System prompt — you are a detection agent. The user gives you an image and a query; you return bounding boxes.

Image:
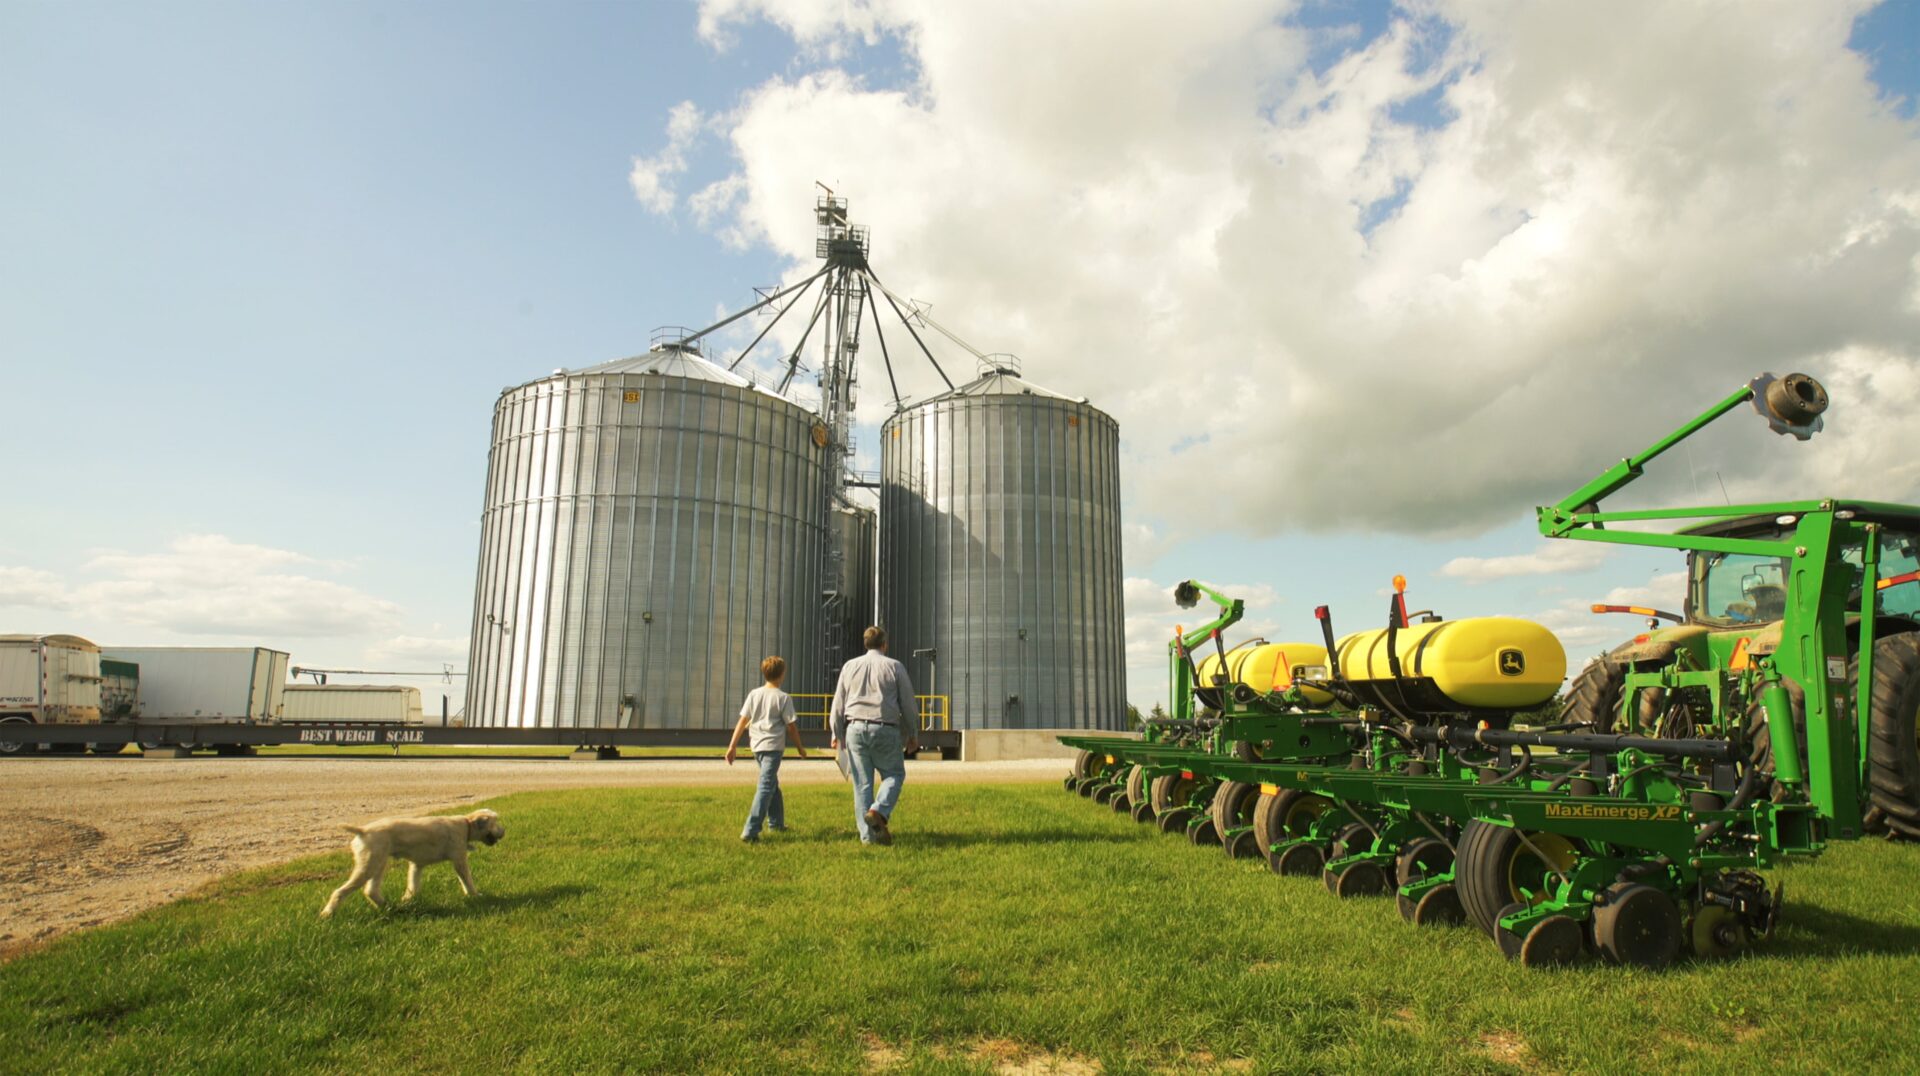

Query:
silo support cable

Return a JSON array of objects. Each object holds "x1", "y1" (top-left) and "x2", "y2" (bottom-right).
[
  {"x1": 728, "y1": 273, "x2": 822, "y2": 373},
  {"x1": 861, "y1": 279, "x2": 904, "y2": 409},
  {"x1": 865, "y1": 270, "x2": 955, "y2": 390},
  {"x1": 678, "y1": 265, "x2": 832, "y2": 349},
  {"x1": 778, "y1": 278, "x2": 836, "y2": 394},
  {"x1": 866, "y1": 274, "x2": 991, "y2": 363}
]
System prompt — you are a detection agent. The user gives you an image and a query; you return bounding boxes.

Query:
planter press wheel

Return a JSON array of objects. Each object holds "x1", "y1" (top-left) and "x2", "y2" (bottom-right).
[
  {"x1": 1130, "y1": 800, "x2": 1156, "y2": 824},
  {"x1": 1493, "y1": 901, "x2": 1588, "y2": 967},
  {"x1": 1109, "y1": 793, "x2": 1132, "y2": 814},
  {"x1": 1270, "y1": 843, "x2": 1325, "y2": 878},
  {"x1": 1592, "y1": 882, "x2": 1682, "y2": 968},
  {"x1": 1149, "y1": 773, "x2": 1198, "y2": 815},
  {"x1": 1252, "y1": 788, "x2": 1335, "y2": 857}
]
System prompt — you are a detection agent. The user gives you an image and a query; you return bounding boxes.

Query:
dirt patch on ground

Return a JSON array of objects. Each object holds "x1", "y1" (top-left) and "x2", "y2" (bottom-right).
[{"x1": 0, "y1": 755, "x2": 1063, "y2": 959}]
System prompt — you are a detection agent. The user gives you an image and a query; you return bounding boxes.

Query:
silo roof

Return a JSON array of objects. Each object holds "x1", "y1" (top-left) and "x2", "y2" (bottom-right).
[
  {"x1": 572, "y1": 346, "x2": 756, "y2": 388},
  {"x1": 936, "y1": 367, "x2": 1087, "y2": 403}
]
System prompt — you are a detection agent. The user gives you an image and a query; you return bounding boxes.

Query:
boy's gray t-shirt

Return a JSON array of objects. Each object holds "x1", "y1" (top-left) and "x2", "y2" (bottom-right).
[{"x1": 740, "y1": 685, "x2": 796, "y2": 754}]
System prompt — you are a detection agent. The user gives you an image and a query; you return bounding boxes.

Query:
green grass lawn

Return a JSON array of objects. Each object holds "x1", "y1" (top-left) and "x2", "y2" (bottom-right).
[{"x1": 4, "y1": 782, "x2": 1918, "y2": 1073}]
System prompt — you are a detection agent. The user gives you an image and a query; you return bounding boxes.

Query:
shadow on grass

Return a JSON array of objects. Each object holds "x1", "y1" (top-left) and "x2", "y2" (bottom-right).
[
  {"x1": 371, "y1": 883, "x2": 589, "y2": 921},
  {"x1": 722, "y1": 827, "x2": 1143, "y2": 849},
  {"x1": 1762, "y1": 900, "x2": 1920, "y2": 959}
]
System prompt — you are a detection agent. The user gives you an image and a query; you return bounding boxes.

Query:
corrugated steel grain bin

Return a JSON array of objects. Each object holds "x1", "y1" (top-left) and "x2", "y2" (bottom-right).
[
  {"x1": 879, "y1": 365, "x2": 1126, "y2": 731},
  {"x1": 465, "y1": 345, "x2": 830, "y2": 729}
]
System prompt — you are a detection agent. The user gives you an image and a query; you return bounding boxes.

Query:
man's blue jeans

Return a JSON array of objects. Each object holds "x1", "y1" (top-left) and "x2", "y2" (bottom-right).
[
  {"x1": 846, "y1": 721, "x2": 905, "y2": 842},
  {"x1": 742, "y1": 751, "x2": 784, "y2": 839}
]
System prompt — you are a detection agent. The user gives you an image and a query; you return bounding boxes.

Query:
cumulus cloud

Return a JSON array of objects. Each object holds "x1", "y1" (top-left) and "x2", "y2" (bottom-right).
[
  {"x1": 629, "y1": 100, "x2": 707, "y2": 214},
  {"x1": 1530, "y1": 570, "x2": 1689, "y2": 656},
  {"x1": 0, "y1": 535, "x2": 404, "y2": 639},
  {"x1": 645, "y1": 0, "x2": 1920, "y2": 541},
  {"x1": 1441, "y1": 541, "x2": 1609, "y2": 583}
]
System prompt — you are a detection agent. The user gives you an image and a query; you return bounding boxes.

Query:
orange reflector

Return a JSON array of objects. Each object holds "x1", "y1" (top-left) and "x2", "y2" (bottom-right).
[
  {"x1": 1628, "y1": 606, "x2": 1658, "y2": 617},
  {"x1": 1260, "y1": 783, "x2": 1280, "y2": 795},
  {"x1": 1634, "y1": 634, "x2": 1651, "y2": 644},
  {"x1": 1105, "y1": 755, "x2": 1116, "y2": 765},
  {"x1": 1477, "y1": 720, "x2": 1490, "y2": 731},
  {"x1": 1590, "y1": 603, "x2": 1609, "y2": 613},
  {"x1": 1729, "y1": 637, "x2": 1752, "y2": 671},
  {"x1": 1181, "y1": 770, "x2": 1194, "y2": 780}
]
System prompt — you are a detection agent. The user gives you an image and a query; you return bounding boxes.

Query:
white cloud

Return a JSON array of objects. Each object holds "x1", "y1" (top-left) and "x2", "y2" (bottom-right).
[
  {"x1": 0, "y1": 535, "x2": 404, "y2": 640},
  {"x1": 628, "y1": 100, "x2": 707, "y2": 214},
  {"x1": 1529, "y1": 569, "x2": 1689, "y2": 655},
  {"x1": 643, "y1": 0, "x2": 1920, "y2": 539},
  {"x1": 1440, "y1": 541, "x2": 1609, "y2": 583}
]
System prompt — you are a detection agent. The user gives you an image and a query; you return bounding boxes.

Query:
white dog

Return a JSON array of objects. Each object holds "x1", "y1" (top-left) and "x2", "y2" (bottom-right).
[{"x1": 319, "y1": 808, "x2": 505, "y2": 918}]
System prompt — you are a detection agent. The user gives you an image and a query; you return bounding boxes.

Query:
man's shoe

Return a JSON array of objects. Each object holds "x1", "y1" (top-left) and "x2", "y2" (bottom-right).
[
  {"x1": 740, "y1": 834, "x2": 759, "y2": 844},
  {"x1": 864, "y1": 809, "x2": 893, "y2": 845}
]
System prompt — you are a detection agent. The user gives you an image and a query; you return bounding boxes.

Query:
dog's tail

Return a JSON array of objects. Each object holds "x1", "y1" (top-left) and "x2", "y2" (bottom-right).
[{"x1": 341, "y1": 824, "x2": 367, "y2": 836}]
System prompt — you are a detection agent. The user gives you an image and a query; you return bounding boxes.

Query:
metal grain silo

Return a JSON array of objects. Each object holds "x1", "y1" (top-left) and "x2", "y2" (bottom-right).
[
  {"x1": 879, "y1": 362, "x2": 1126, "y2": 730},
  {"x1": 825, "y1": 504, "x2": 876, "y2": 678},
  {"x1": 465, "y1": 344, "x2": 828, "y2": 729}
]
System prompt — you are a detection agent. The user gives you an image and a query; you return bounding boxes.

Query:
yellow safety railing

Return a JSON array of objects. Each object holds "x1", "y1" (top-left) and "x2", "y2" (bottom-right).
[{"x1": 790, "y1": 694, "x2": 951, "y2": 733}]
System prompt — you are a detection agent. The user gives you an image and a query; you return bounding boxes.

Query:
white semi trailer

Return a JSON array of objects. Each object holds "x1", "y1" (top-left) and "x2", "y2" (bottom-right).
[
  {"x1": 99, "y1": 647, "x2": 289, "y2": 722},
  {"x1": 282, "y1": 684, "x2": 424, "y2": 724},
  {"x1": 0, "y1": 634, "x2": 104, "y2": 755}
]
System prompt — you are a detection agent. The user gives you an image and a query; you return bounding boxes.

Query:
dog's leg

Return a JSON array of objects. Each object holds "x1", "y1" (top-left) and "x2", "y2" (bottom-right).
[
  {"x1": 321, "y1": 847, "x2": 373, "y2": 918},
  {"x1": 402, "y1": 861, "x2": 423, "y2": 903},
  {"x1": 361, "y1": 854, "x2": 389, "y2": 910},
  {"x1": 452, "y1": 849, "x2": 480, "y2": 897}
]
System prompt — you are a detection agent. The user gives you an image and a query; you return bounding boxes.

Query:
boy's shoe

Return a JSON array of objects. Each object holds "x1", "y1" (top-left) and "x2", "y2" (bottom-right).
[
  {"x1": 864, "y1": 809, "x2": 893, "y2": 845},
  {"x1": 768, "y1": 825, "x2": 788, "y2": 833},
  {"x1": 740, "y1": 833, "x2": 759, "y2": 844}
]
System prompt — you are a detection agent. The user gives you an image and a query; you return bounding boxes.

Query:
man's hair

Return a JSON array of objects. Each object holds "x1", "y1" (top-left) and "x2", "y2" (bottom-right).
[
  {"x1": 862, "y1": 626, "x2": 886, "y2": 651},
  {"x1": 761, "y1": 656, "x2": 786, "y2": 682}
]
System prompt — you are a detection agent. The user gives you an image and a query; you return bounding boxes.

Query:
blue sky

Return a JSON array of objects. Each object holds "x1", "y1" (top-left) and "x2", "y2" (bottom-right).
[{"x1": 4, "y1": 1, "x2": 1918, "y2": 713}]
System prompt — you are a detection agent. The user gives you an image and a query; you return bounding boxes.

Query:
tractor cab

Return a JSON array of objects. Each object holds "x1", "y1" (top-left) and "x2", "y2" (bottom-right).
[{"x1": 1679, "y1": 505, "x2": 1920, "y2": 636}]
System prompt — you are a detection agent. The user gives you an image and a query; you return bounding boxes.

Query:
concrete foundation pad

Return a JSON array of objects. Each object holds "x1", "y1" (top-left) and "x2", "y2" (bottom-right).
[
  {"x1": 140, "y1": 746, "x2": 194, "y2": 759},
  {"x1": 959, "y1": 728, "x2": 1137, "y2": 763}
]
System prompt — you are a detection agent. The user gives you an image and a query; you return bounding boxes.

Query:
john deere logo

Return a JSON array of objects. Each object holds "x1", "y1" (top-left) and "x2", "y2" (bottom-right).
[{"x1": 1497, "y1": 648, "x2": 1525, "y2": 677}]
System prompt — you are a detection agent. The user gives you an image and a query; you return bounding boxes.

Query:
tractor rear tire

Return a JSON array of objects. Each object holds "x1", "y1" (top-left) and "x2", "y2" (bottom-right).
[
  {"x1": 1560, "y1": 659, "x2": 1627, "y2": 733},
  {"x1": 1859, "y1": 632, "x2": 1920, "y2": 839},
  {"x1": 1455, "y1": 820, "x2": 1580, "y2": 939},
  {"x1": 1210, "y1": 780, "x2": 1260, "y2": 844}
]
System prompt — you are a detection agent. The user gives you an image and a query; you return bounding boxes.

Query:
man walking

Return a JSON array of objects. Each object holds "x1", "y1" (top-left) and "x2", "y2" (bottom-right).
[{"x1": 829, "y1": 626, "x2": 919, "y2": 845}]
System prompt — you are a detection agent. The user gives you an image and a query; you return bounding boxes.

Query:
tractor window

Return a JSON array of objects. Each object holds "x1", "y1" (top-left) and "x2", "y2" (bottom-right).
[
  {"x1": 1843, "y1": 531, "x2": 1920, "y2": 620},
  {"x1": 1695, "y1": 552, "x2": 1791, "y2": 626}
]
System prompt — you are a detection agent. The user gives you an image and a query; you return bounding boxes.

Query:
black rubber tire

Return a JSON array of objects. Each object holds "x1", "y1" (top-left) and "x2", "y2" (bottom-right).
[
  {"x1": 1125, "y1": 764, "x2": 1148, "y2": 806},
  {"x1": 1210, "y1": 780, "x2": 1260, "y2": 844},
  {"x1": 1328, "y1": 861, "x2": 1389, "y2": 899},
  {"x1": 88, "y1": 743, "x2": 126, "y2": 756},
  {"x1": 1272, "y1": 843, "x2": 1325, "y2": 877},
  {"x1": 1412, "y1": 884, "x2": 1467, "y2": 927},
  {"x1": 1592, "y1": 882, "x2": 1681, "y2": 968},
  {"x1": 0, "y1": 718, "x2": 32, "y2": 756},
  {"x1": 1150, "y1": 773, "x2": 1198, "y2": 815},
  {"x1": 1070, "y1": 749, "x2": 1095, "y2": 781},
  {"x1": 1518, "y1": 915, "x2": 1587, "y2": 967},
  {"x1": 1456, "y1": 820, "x2": 1578, "y2": 939},
  {"x1": 1109, "y1": 794, "x2": 1131, "y2": 814},
  {"x1": 1093, "y1": 784, "x2": 1116, "y2": 804},
  {"x1": 1561, "y1": 658, "x2": 1627, "y2": 733},
  {"x1": 1224, "y1": 830, "x2": 1261, "y2": 859},
  {"x1": 1157, "y1": 807, "x2": 1193, "y2": 835},
  {"x1": 1395, "y1": 837, "x2": 1453, "y2": 888},
  {"x1": 1130, "y1": 801, "x2": 1156, "y2": 824},
  {"x1": 1187, "y1": 818, "x2": 1221, "y2": 847},
  {"x1": 1859, "y1": 632, "x2": 1920, "y2": 838},
  {"x1": 1252, "y1": 788, "x2": 1336, "y2": 853},
  {"x1": 1327, "y1": 821, "x2": 1372, "y2": 863}
]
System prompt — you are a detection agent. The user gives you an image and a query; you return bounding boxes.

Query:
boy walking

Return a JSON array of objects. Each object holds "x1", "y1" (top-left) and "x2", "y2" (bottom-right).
[{"x1": 726, "y1": 656, "x2": 806, "y2": 842}]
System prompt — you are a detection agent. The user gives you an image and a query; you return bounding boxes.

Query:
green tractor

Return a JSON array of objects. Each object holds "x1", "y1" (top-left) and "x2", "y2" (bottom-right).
[{"x1": 1552, "y1": 375, "x2": 1920, "y2": 838}]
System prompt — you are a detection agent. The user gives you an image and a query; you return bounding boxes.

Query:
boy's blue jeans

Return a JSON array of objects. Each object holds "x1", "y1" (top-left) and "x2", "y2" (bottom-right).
[
  {"x1": 846, "y1": 721, "x2": 905, "y2": 842},
  {"x1": 742, "y1": 751, "x2": 785, "y2": 839}
]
